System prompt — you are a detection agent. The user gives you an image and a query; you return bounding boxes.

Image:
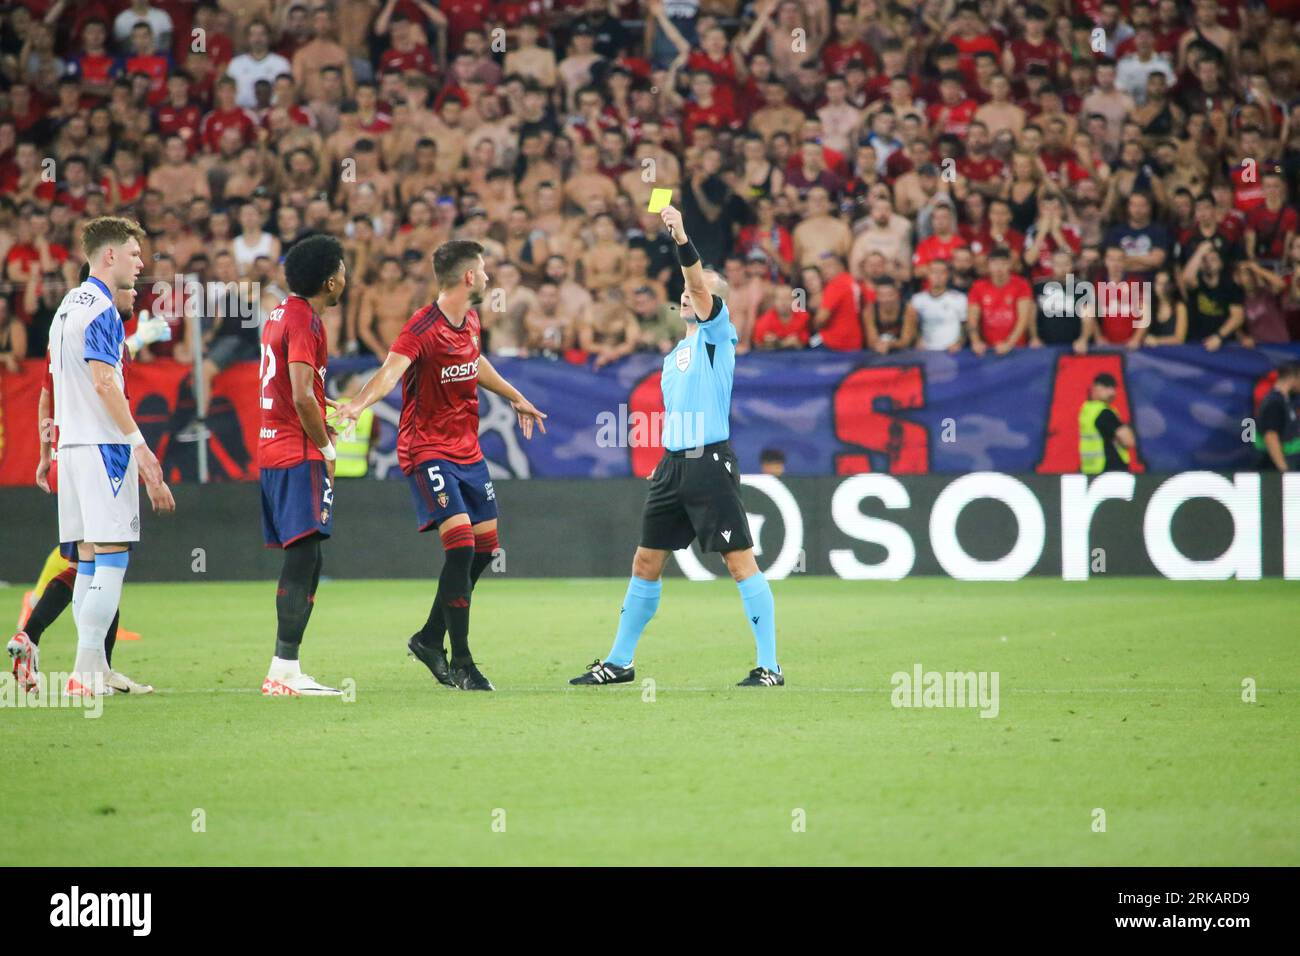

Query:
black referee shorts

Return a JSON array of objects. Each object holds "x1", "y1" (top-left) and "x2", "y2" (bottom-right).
[{"x1": 640, "y1": 440, "x2": 754, "y2": 553}]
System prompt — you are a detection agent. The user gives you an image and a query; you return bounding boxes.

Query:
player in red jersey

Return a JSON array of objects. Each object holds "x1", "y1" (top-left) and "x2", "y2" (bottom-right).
[
  {"x1": 335, "y1": 240, "x2": 547, "y2": 692},
  {"x1": 257, "y1": 235, "x2": 347, "y2": 697}
]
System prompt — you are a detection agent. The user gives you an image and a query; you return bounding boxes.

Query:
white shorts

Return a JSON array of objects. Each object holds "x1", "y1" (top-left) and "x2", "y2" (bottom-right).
[{"x1": 57, "y1": 443, "x2": 140, "y2": 546}]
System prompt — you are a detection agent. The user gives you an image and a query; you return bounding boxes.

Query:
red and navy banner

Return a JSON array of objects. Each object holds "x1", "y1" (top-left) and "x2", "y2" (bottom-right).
[
  {"x1": 0, "y1": 359, "x2": 261, "y2": 486},
  {"x1": 2, "y1": 345, "x2": 1297, "y2": 485},
  {"x1": 333, "y1": 345, "x2": 1300, "y2": 480}
]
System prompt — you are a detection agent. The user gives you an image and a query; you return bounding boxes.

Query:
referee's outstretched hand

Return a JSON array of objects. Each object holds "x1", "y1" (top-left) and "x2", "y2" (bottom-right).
[{"x1": 660, "y1": 205, "x2": 686, "y2": 244}]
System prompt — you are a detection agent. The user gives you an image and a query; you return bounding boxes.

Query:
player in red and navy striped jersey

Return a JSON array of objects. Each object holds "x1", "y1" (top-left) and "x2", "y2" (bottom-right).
[{"x1": 335, "y1": 240, "x2": 546, "y2": 691}]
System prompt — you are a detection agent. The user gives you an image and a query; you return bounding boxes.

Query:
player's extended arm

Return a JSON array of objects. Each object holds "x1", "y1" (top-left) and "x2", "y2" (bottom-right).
[
  {"x1": 337, "y1": 350, "x2": 411, "y2": 423},
  {"x1": 478, "y1": 355, "x2": 548, "y2": 439},
  {"x1": 89, "y1": 360, "x2": 175, "y2": 513},
  {"x1": 36, "y1": 385, "x2": 52, "y2": 492},
  {"x1": 659, "y1": 204, "x2": 712, "y2": 318}
]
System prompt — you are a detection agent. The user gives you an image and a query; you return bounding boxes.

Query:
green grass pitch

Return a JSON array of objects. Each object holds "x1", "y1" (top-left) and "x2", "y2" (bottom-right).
[{"x1": 1, "y1": 577, "x2": 1295, "y2": 866}]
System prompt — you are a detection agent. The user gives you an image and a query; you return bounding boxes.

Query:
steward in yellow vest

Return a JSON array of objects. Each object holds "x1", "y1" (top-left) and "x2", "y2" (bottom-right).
[
  {"x1": 327, "y1": 376, "x2": 374, "y2": 478},
  {"x1": 333, "y1": 402, "x2": 374, "y2": 477},
  {"x1": 1078, "y1": 372, "x2": 1135, "y2": 474}
]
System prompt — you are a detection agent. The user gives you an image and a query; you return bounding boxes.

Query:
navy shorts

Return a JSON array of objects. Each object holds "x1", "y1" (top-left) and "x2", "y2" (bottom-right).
[
  {"x1": 407, "y1": 457, "x2": 497, "y2": 532},
  {"x1": 261, "y1": 461, "x2": 334, "y2": 548}
]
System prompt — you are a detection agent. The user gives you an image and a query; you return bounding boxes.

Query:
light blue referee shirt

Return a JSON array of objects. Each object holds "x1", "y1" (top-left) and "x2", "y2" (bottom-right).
[{"x1": 660, "y1": 295, "x2": 736, "y2": 452}]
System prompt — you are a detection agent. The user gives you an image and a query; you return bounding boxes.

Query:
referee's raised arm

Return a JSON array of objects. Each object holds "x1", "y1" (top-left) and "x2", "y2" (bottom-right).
[{"x1": 660, "y1": 204, "x2": 714, "y2": 315}]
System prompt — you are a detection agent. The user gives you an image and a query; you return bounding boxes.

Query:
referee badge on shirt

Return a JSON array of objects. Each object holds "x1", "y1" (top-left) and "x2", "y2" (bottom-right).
[{"x1": 675, "y1": 346, "x2": 691, "y2": 371}]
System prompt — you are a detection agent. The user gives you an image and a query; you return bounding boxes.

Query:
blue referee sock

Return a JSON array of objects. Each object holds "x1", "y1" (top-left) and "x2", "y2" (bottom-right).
[
  {"x1": 606, "y1": 576, "x2": 661, "y2": 667},
  {"x1": 737, "y1": 571, "x2": 778, "y2": 672}
]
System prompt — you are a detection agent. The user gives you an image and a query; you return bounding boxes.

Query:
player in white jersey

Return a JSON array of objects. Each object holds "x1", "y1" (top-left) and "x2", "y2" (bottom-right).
[
  {"x1": 43, "y1": 217, "x2": 175, "y2": 698},
  {"x1": 7, "y1": 277, "x2": 171, "y2": 697}
]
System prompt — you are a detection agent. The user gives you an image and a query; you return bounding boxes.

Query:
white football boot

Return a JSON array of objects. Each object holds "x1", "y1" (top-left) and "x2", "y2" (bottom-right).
[
  {"x1": 106, "y1": 670, "x2": 155, "y2": 694},
  {"x1": 261, "y1": 658, "x2": 340, "y2": 696}
]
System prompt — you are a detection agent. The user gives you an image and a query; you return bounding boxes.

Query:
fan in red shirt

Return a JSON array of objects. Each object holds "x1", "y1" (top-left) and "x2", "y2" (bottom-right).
[
  {"x1": 957, "y1": 121, "x2": 1005, "y2": 187},
  {"x1": 913, "y1": 204, "x2": 969, "y2": 273},
  {"x1": 6, "y1": 209, "x2": 70, "y2": 323},
  {"x1": 1229, "y1": 128, "x2": 1269, "y2": 211},
  {"x1": 1006, "y1": 6, "x2": 1070, "y2": 80},
  {"x1": 813, "y1": 255, "x2": 869, "y2": 351},
  {"x1": 54, "y1": 157, "x2": 95, "y2": 214},
  {"x1": 822, "y1": 9, "x2": 876, "y2": 76},
  {"x1": 102, "y1": 161, "x2": 145, "y2": 208},
  {"x1": 156, "y1": 74, "x2": 204, "y2": 152},
  {"x1": 199, "y1": 77, "x2": 257, "y2": 152},
  {"x1": 753, "y1": 294, "x2": 812, "y2": 348},
  {"x1": 439, "y1": 0, "x2": 490, "y2": 54},
  {"x1": 3, "y1": 82, "x2": 48, "y2": 138},
  {"x1": 681, "y1": 72, "x2": 739, "y2": 137},
  {"x1": 256, "y1": 235, "x2": 347, "y2": 697},
  {"x1": 926, "y1": 73, "x2": 979, "y2": 137},
  {"x1": 1094, "y1": 245, "x2": 1148, "y2": 346},
  {"x1": 687, "y1": 26, "x2": 740, "y2": 97},
  {"x1": 378, "y1": 15, "x2": 438, "y2": 75},
  {"x1": 68, "y1": 18, "x2": 121, "y2": 97},
  {"x1": 1246, "y1": 171, "x2": 1299, "y2": 262},
  {"x1": 1024, "y1": 194, "x2": 1083, "y2": 279},
  {"x1": 967, "y1": 248, "x2": 1035, "y2": 354},
  {"x1": 334, "y1": 240, "x2": 547, "y2": 693},
  {"x1": 123, "y1": 22, "x2": 170, "y2": 106},
  {"x1": 736, "y1": 209, "x2": 795, "y2": 276},
  {"x1": 1041, "y1": 142, "x2": 1094, "y2": 188},
  {"x1": 949, "y1": 3, "x2": 1002, "y2": 85},
  {"x1": 967, "y1": 199, "x2": 1025, "y2": 270}
]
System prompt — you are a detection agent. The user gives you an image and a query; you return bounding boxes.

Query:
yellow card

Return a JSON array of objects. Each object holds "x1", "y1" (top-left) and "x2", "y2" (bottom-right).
[{"x1": 647, "y1": 188, "x2": 673, "y2": 213}]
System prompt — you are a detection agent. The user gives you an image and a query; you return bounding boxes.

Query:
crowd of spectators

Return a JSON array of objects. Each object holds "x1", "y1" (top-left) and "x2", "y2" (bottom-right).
[{"x1": 2, "y1": 0, "x2": 1300, "y2": 377}]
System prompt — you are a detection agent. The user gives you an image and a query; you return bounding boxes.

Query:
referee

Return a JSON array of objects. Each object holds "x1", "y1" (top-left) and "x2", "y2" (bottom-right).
[{"x1": 570, "y1": 205, "x2": 782, "y2": 687}]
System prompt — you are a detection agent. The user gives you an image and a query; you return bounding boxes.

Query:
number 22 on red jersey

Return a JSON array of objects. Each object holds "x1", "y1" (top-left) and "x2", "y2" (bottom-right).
[{"x1": 257, "y1": 296, "x2": 327, "y2": 469}]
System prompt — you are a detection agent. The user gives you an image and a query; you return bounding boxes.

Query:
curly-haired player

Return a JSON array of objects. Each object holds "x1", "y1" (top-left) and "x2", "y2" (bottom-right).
[{"x1": 257, "y1": 234, "x2": 347, "y2": 696}]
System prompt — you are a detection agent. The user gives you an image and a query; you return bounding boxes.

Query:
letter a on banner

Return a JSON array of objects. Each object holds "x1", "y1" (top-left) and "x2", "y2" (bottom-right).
[{"x1": 1036, "y1": 354, "x2": 1145, "y2": 474}]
